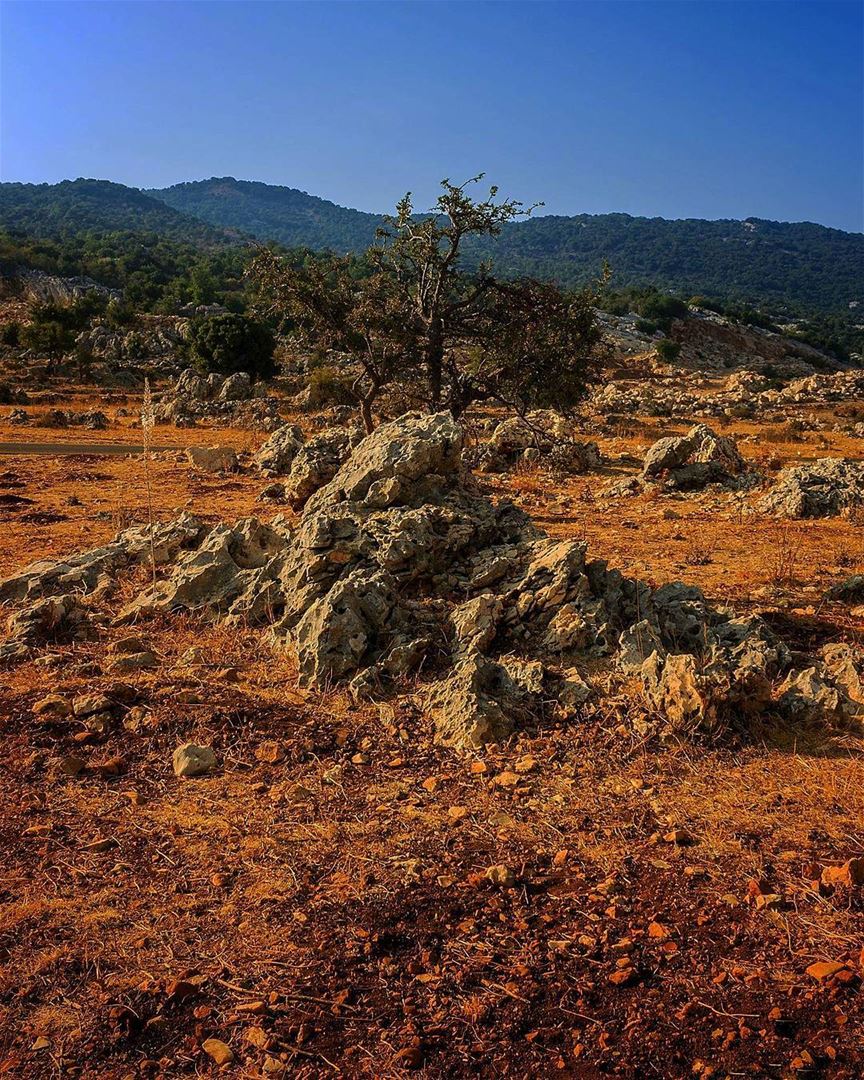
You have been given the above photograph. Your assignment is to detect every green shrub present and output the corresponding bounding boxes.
[635,318,657,336]
[188,313,276,382]
[655,338,681,363]
[0,321,20,347]
[307,364,355,408]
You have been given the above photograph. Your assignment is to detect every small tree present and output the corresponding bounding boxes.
[21,319,75,371]
[187,313,276,382]
[655,338,681,363]
[250,176,606,430]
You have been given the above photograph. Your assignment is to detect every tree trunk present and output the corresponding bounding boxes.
[359,393,375,434]
[426,318,444,409]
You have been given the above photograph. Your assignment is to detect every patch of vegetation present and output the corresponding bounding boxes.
[251,176,606,430]
[187,312,276,381]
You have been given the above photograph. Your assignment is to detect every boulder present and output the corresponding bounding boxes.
[172,743,217,778]
[216,372,253,402]
[253,424,305,474]
[758,459,864,518]
[642,424,747,489]
[185,445,238,473]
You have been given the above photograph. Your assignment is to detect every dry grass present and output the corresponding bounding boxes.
[1,385,864,1077]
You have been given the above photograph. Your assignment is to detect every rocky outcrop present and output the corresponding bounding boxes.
[642,424,748,491]
[281,427,365,508]
[757,459,864,519]
[0,594,92,663]
[0,514,205,603]
[155,369,283,431]
[252,423,306,475]
[3,413,860,747]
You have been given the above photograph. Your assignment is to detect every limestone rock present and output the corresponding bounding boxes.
[282,426,364,508]
[758,458,864,518]
[173,743,217,778]
[253,423,305,474]
[185,445,238,473]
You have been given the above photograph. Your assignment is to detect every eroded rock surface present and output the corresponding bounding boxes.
[758,459,864,519]
[2,412,860,747]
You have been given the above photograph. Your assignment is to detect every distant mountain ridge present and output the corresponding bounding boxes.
[1,176,862,315]
[149,178,864,314]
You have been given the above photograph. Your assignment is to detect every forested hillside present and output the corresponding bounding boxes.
[2,177,862,321]
[150,177,864,315]
[0,179,235,247]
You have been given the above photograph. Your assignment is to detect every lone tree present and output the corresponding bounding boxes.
[250,176,606,431]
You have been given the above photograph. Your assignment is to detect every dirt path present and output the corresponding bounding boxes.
[0,440,179,455]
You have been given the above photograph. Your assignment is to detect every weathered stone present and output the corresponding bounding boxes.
[185,445,238,473]
[173,743,217,778]
[253,423,305,474]
[758,458,864,519]
[642,424,747,490]
[282,426,363,508]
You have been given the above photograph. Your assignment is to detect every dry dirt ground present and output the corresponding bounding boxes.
[0,384,862,1079]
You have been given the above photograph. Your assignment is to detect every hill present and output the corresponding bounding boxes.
[150,177,379,252]
[150,177,864,315]
[1,177,862,318]
[0,178,236,248]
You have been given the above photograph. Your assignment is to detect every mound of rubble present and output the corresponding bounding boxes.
[3,414,862,746]
[468,412,601,475]
[589,367,864,426]
[154,369,284,430]
[42,408,109,429]
[603,424,753,498]
[758,458,864,519]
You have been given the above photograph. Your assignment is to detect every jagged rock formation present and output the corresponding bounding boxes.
[155,369,283,430]
[485,413,601,475]
[602,424,752,498]
[2,413,862,744]
[641,423,748,491]
[758,459,864,518]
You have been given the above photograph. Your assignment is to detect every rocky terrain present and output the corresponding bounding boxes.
[1,339,863,1078]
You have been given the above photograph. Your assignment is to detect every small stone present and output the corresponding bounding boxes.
[494,770,520,787]
[805,960,847,982]
[33,695,72,719]
[664,828,695,845]
[73,694,113,718]
[255,740,285,764]
[202,1037,234,1066]
[608,968,637,986]
[755,893,783,911]
[447,805,469,821]
[821,859,864,889]
[485,864,516,888]
[109,636,148,655]
[245,1026,270,1048]
[108,651,158,673]
[173,743,217,778]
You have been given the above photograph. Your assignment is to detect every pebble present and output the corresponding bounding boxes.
[202,1037,234,1066]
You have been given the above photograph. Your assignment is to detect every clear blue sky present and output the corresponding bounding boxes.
[1,0,862,230]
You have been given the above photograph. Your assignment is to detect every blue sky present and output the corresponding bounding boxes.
[1,1,862,230]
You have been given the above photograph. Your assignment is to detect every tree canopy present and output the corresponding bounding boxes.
[251,176,607,429]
